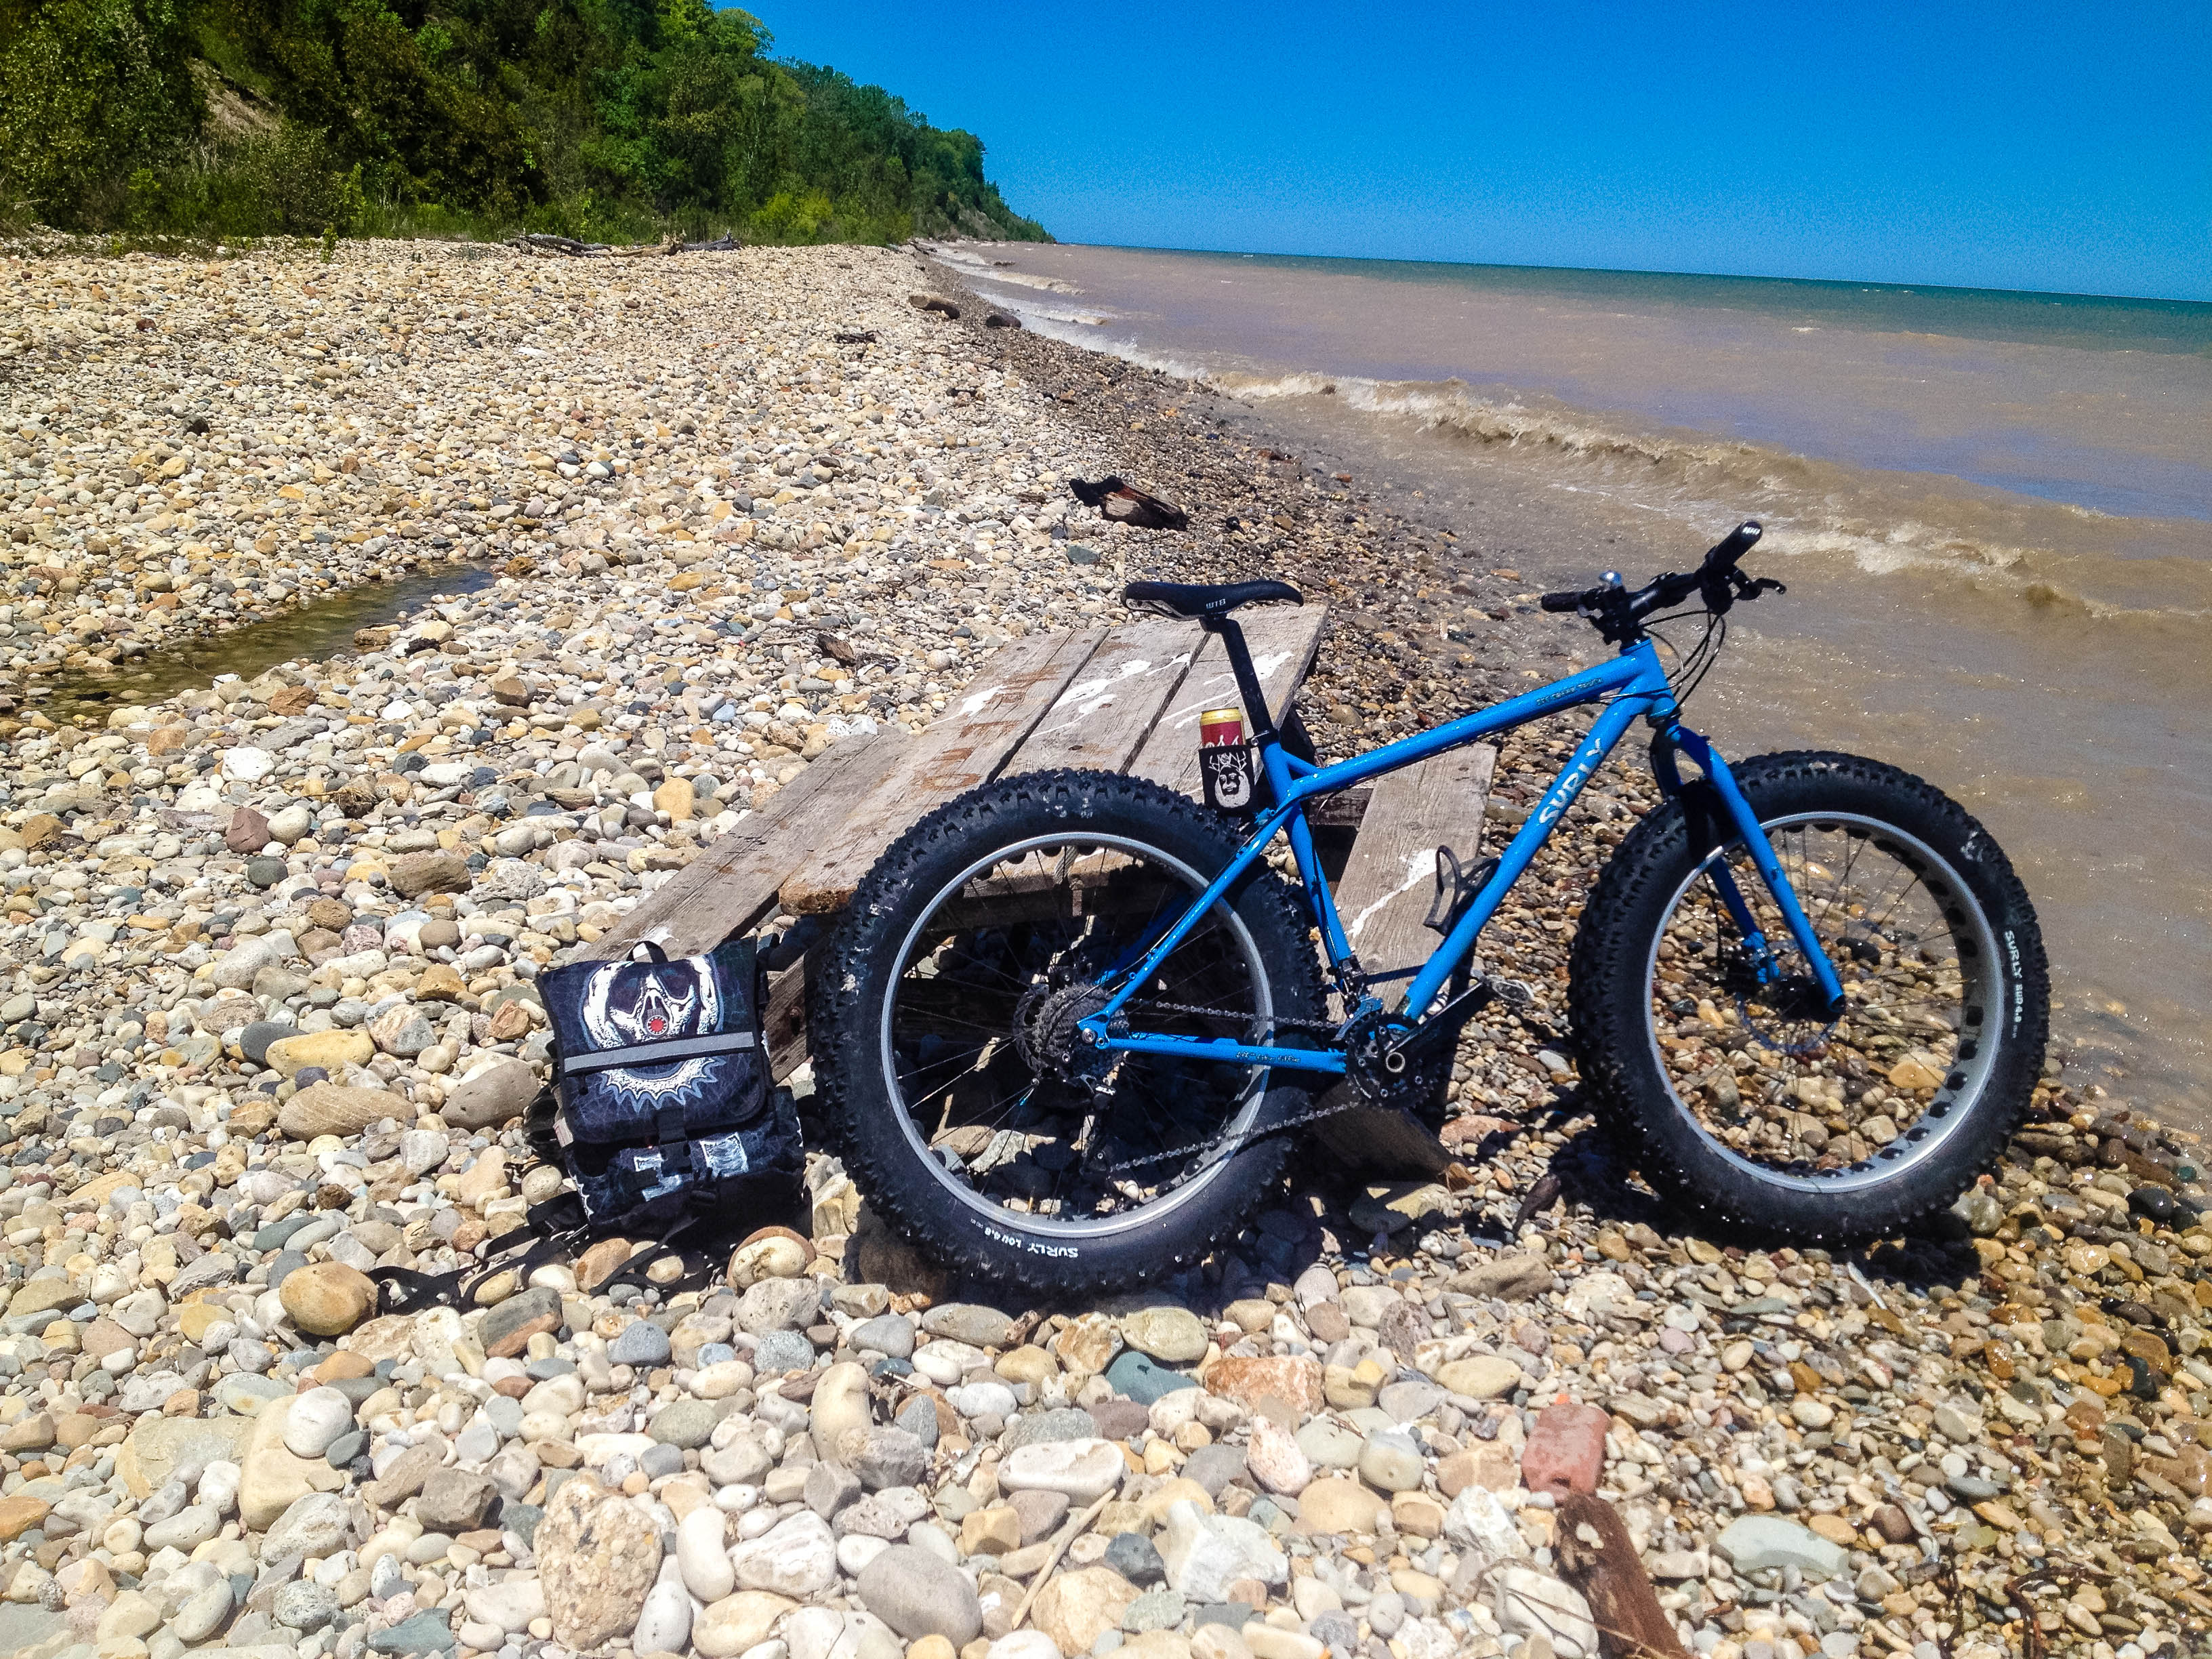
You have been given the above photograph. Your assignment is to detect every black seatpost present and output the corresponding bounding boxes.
[1204,614,1279,745]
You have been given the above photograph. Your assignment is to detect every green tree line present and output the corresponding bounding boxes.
[0,0,1048,244]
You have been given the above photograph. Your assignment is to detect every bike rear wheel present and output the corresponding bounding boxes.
[1571,750,2047,1240]
[810,769,1324,1296]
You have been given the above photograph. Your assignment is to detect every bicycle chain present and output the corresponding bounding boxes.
[1098,997,1365,1174]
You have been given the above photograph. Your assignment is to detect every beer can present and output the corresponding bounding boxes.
[1199,708,1245,747]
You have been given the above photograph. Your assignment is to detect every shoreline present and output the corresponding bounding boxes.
[0,241,2203,1659]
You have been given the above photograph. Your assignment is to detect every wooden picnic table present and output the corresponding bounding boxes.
[577,603,1496,1174]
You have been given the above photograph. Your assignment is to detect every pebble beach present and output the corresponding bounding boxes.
[0,237,2207,1659]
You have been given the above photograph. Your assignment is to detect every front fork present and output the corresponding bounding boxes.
[1650,724,1845,1012]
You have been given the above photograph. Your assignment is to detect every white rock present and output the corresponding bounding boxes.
[633,1561,693,1656]
[223,746,274,782]
[999,1438,1124,1504]
[1495,1567,1599,1659]
[678,1504,735,1601]
[911,1340,987,1387]
[836,1534,890,1576]
[1155,1500,1287,1601]
[731,1511,838,1597]
[465,1575,548,1635]
[1445,1486,1528,1561]
[284,1387,354,1459]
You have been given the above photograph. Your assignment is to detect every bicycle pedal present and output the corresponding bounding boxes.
[1423,846,1498,935]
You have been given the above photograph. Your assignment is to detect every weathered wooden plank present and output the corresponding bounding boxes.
[575,731,909,962]
[1328,743,1497,983]
[1126,605,1329,798]
[779,627,1110,914]
[1006,615,1204,775]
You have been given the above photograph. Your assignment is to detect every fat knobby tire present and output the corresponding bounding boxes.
[808,768,1326,1299]
[1569,750,2048,1242]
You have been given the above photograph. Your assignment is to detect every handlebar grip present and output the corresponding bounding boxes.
[1705,520,1763,571]
[1540,590,1586,613]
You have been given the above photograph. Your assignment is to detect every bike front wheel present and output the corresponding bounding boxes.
[1571,750,2047,1241]
[809,769,1325,1297]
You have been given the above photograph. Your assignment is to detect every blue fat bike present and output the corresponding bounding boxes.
[811,524,2049,1295]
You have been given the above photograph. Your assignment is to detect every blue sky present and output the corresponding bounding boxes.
[752,1,2211,302]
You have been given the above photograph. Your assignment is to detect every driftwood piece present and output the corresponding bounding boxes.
[1552,1492,1691,1659]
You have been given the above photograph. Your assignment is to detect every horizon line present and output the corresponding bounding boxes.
[979,237,2212,310]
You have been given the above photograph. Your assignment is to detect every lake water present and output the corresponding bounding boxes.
[939,242,2212,1124]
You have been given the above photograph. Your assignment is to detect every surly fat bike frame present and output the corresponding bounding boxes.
[1072,609,1847,1082]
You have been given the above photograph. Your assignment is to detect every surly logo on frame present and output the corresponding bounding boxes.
[581,957,722,1103]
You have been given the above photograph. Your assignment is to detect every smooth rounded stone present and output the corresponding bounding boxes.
[1104,1349,1188,1406]
[273,1578,340,1633]
[609,1318,673,1367]
[1293,1419,1361,1471]
[947,1381,1019,1420]
[849,1315,916,1359]
[731,1511,839,1597]
[325,1428,367,1469]
[651,1398,722,1450]
[1355,1431,1424,1494]
[366,1610,458,1656]
[1106,1532,1166,1587]
[442,1058,539,1130]
[1450,1254,1556,1301]
[238,1019,297,1066]
[1715,1515,1850,1578]
[283,1387,355,1459]
[1375,1379,1444,1424]
[727,1228,815,1290]
[1433,1355,1522,1401]
[1294,1479,1386,1536]
[838,1532,893,1577]
[1120,1307,1208,1365]
[464,1576,548,1636]
[144,1504,220,1551]
[279,1262,377,1336]
[810,1360,873,1467]
[634,1571,693,1655]
[276,1082,401,1141]
[752,1329,815,1374]
[1004,1407,1098,1450]
[641,1441,686,1479]
[855,1544,983,1644]
[1495,1567,1598,1659]
[536,1476,665,1648]
[1088,1399,1153,1441]
[1365,1591,1406,1639]
[919,1303,1015,1348]
[676,1504,739,1610]
[1001,1438,1126,1504]
[1244,1417,1311,1496]
[170,1579,234,1642]
[912,1339,989,1387]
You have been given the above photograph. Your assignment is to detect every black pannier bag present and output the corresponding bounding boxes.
[537,937,804,1227]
